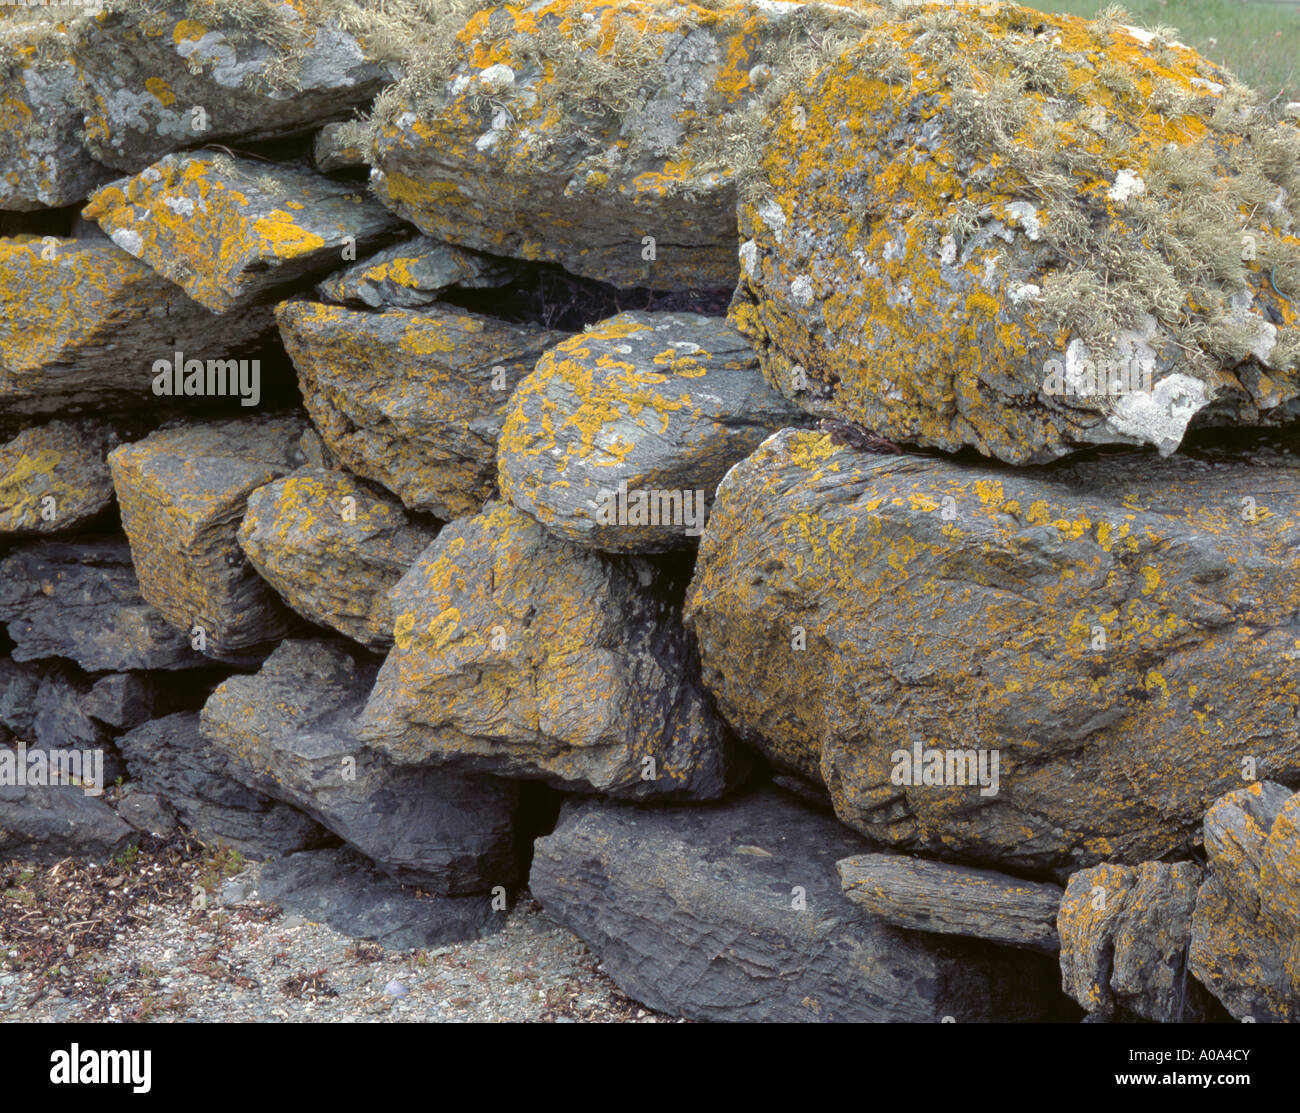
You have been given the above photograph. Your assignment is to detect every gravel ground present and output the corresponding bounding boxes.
[0,839,677,1023]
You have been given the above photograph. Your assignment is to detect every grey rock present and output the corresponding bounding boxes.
[499,311,808,551]
[70,3,396,172]
[1189,782,1300,1021]
[0,782,134,862]
[315,235,520,310]
[360,500,741,800]
[237,468,439,650]
[837,854,1063,952]
[277,299,563,519]
[0,539,206,671]
[109,415,308,661]
[116,711,327,861]
[1058,861,1211,1021]
[255,846,508,950]
[201,639,521,894]
[84,154,404,313]
[0,420,119,534]
[530,787,1074,1022]
[82,673,156,730]
[0,658,42,736]
[313,120,369,173]
[115,788,178,838]
[685,428,1300,873]
[0,237,276,423]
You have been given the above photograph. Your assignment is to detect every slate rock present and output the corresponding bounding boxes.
[837,853,1063,952]
[115,787,178,838]
[277,299,563,518]
[500,311,807,551]
[201,639,521,893]
[109,415,308,661]
[733,5,1300,462]
[0,420,119,535]
[0,237,276,422]
[116,711,328,860]
[685,428,1300,873]
[254,846,507,950]
[0,538,207,671]
[315,235,520,310]
[0,782,134,862]
[313,120,369,173]
[0,18,112,209]
[530,786,1073,1022]
[361,501,739,799]
[237,468,439,650]
[82,673,156,730]
[84,153,403,313]
[71,1,397,172]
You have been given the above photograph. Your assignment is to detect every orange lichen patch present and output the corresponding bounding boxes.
[733,1,1300,461]
[0,420,115,534]
[685,427,1300,871]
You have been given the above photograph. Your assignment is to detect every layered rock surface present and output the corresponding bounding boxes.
[0,420,120,534]
[238,468,438,650]
[109,416,308,660]
[686,429,1300,873]
[277,299,563,518]
[361,500,739,799]
[498,311,806,552]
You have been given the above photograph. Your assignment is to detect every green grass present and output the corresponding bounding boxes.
[1038,0,1299,100]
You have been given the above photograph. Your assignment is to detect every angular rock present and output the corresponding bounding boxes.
[685,428,1300,872]
[531,787,1073,1022]
[115,787,179,838]
[1058,860,1210,1021]
[0,659,41,738]
[0,782,135,863]
[499,311,807,551]
[370,0,849,288]
[315,235,519,310]
[84,153,403,313]
[237,468,438,650]
[0,19,112,209]
[277,300,562,518]
[0,538,206,671]
[254,847,507,950]
[1189,782,1300,1021]
[837,854,1063,952]
[71,1,397,172]
[361,501,739,799]
[116,712,328,860]
[109,415,308,660]
[733,5,1300,462]
[0,237,275,422]
[0,420,119,534]
[28,666,127,786]
[82,673,156,730]
[201,639,521,893]
[313,120,369,173]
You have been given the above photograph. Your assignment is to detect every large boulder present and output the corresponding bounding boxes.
[238,468,439,650]
[277,299,563,519]
[1058,860,1212,1021]
[0,237,275,422]
[201,639,522,894]
[685,428,1300,873]
[360,500,740,799]
[0,538,207,671]
[732,4,1300,462]
[116,711,329,860]
[1189,782,1300,1021]
[83,153,403,313]
[0,420,119,534]
[498,311,806,552]
[368,0,857,289]
[69,0,398,172]
[837,853,1063,953]
[0,17,112,209]
[109,415,308,661]
[530,787,1073,1022]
